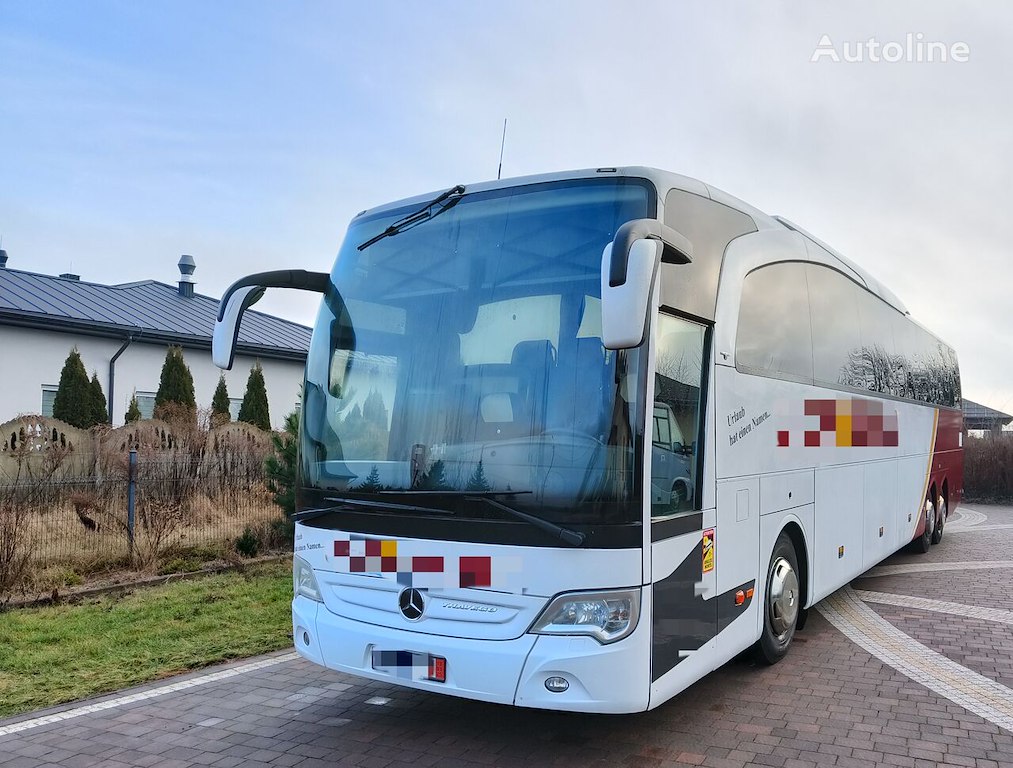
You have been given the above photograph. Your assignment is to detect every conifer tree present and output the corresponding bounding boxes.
[52,348,93,428]
[125,391,142,423]
[154,346,196,414]
[466,460,491,492]
[357,465,384,492]
[89,372,108,426]
[211,374,231,423]
[238,361,271,431]
[265,410,299,516]
[419,459,451,490]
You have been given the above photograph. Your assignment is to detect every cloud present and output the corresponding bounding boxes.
[1,0,1010,406]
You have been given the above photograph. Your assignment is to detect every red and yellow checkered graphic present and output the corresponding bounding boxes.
[777,397,899,448]
[332,535,500,589]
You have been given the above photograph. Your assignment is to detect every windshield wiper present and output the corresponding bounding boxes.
[293,495,456,523]
[357,184,466,251]
[380,489,586,547]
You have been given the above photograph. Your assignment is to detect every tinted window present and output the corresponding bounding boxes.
[923,332,961,408]
[653,314,706,516]
[806,264,959,408]
[806,264,862,388]
[662,189,757,321]
[736,262,813,382]
[303,178,653,529]
[853,285,899,396]
[741,261,958,409]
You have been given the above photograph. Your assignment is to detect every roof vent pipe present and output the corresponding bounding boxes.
[178,254,196,298]
[0,249,7,268]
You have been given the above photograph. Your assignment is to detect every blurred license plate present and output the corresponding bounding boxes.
[371,650,446,683]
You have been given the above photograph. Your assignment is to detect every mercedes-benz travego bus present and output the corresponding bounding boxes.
[213,167,962,713]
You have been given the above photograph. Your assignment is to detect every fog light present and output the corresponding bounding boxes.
[544,676,569,693]
[302,631,310,646]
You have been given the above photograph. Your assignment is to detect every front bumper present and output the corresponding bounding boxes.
[293,595,650,713]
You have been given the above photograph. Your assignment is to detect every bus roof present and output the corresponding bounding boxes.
[353,166,908,316]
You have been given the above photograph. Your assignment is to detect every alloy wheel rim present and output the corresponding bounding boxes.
[768,556,799,639]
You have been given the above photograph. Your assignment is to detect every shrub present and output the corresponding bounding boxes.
[89,372,108,426]
[157,544,227,575]
[235,526,261,558]
[238,362,271,431]
[125,391,142,423]
[52,348,94,428]
[155,346,196,416]
[211,374,231,424]
[264,517,294,550]
[265,410,298,516]
[0,436,72,600]
[963,433,1013,502]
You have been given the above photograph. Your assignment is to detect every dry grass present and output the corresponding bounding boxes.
[0,413,290,601]
[23,488,283,570]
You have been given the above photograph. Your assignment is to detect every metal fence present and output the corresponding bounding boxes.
[1,450,289,598]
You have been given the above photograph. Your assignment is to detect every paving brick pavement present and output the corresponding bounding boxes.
[868,603,1013,692]
[1,504,1012,768]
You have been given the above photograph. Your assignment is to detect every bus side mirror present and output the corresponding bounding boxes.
[600,219,693,350]
[213,269,330,369]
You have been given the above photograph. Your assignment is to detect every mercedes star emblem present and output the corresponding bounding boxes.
[398,587,425,621]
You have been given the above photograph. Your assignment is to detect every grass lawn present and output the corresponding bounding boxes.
[0,561,293,718]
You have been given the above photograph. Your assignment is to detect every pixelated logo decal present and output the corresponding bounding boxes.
[777,397,899,448]
[332,534,517,589]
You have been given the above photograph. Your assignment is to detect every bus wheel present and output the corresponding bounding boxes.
[754,533,800,665]
[914,497,934,553]
[931,494,946,545]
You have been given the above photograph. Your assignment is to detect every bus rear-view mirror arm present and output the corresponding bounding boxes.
[213,270,330,370]
[600,218,693,350]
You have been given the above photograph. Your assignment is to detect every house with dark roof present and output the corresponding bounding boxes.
[962,399,1013,434]
[0,250,311,428]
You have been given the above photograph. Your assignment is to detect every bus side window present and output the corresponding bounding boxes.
[735,262,814,384]
[806,264,862,390]
[652,314,706,516]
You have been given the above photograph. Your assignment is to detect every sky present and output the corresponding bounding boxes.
[1,1,1011,412]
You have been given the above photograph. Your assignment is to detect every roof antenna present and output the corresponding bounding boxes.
[497,118,508,180]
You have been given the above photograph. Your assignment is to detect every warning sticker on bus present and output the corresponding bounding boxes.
[702,528,715,574]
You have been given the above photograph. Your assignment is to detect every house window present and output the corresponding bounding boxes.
[136,391,157,420]
[41,385,58,417]
[229,398,243,421]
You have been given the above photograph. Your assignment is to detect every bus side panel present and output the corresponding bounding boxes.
[812,464,866,602]
[899,453,933,542]
[648,532,718,708]
[863,459,898,570]
[933,407,964,511]
[714,478,760,656]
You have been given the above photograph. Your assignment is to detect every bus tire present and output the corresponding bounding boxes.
[931,494,946,545]
[753,532,800,665]
[796,605,809,631]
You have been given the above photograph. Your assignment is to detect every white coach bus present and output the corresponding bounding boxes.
[214,167,963,713]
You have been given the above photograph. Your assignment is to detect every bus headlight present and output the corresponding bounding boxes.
[530,588,640,644]
[293,556,322,602]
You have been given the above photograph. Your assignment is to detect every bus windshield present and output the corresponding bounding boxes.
[301,178,654,527]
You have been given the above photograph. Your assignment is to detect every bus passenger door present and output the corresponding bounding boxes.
[649,312,718,700]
